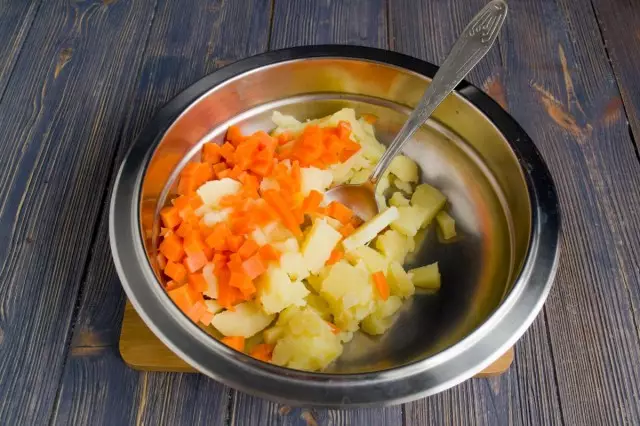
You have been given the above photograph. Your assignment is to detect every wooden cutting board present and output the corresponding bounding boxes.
[120,301,514,376]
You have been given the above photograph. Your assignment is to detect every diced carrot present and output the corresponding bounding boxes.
[199,310,214,326]
[159,233,184,262]
[372,271,389,300]
[258,244,281,262]
[226,125,245,146]
[183,232,204,256]
[226,234,245,252]
[181,162,201,178]
[168,284,203,313]
[234,138,260,170]
[327,201,353,224]
[216,169,231,179]
[338,223,355,237]
[237,239,259,259]
[188,273,208,292]
[250,343,274,362]
[172,195,190,210]
[242,254,266,279]
[160,206,181,228]
[262,190,302,237]
[229,271,255,298]
[156,253,168,270]
[165,280,182,291]
[160,227,171,237]
[336,120,352,139]
[328,322,341,334]
[326,249,344,266]
[186,300,207,322]
[184,251,208,273]
[221,336,245,352]
[203,143,222,163]
[205,223,232,251]
[249,159,272,176]
[212,162,228,176]
[164,261,187,282]
[177,175,197,195]
[302,190,324,213]
[219,142,236,164]
[277,132,293,145]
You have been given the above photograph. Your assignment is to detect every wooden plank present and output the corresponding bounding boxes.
[119,300,513,375]
[0,0,42,99]
[226,0,401,424]
[50,0,273,425]
[590,0,640,152]
[0,1,158,424]
[390,1,564,424]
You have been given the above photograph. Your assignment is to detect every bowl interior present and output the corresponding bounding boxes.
[139,57,531,373]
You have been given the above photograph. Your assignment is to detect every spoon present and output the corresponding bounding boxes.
[324,0,508,220]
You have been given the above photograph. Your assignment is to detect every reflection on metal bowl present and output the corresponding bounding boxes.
[110,45,559,407]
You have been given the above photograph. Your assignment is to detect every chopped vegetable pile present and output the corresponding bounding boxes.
[156,108,455,371]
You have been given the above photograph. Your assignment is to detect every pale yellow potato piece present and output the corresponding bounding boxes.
[361,296,403,335]
[342,206,399,252]
[436,211,457,240]
[410,263,441,290]
[280,252,310,281]
[390,206,424,237]
[393,179,414,195]
[388,155,419,182]
[211,302,275,338]
[411,183,447,228]
[301,218,342,273]
[202,263,218,299]
[389,192,410,207]
[387,261,415,298]
[346,245,389,275]
[197,178,241,207]
[257,266,310,314]
[375,229,410,263]
[300,167,333,195]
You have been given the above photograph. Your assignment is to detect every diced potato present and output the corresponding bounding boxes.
[300,167,333,195]
[263,325,284,344]
[202,263,218,299]
[280,252,310,281]
[387,261,415,298]
[250,227,269,246]
[389,192,410,207]
[361,296,403,335]
[410,263,441,290]
[376,174,390,195]
[272,237,299,253]
[346,246,389,275]
[389,155,419,182]
[393,179,414,195]
[211,302,275,338]
[342,206,399,252]
[321,261,375,331]
[195,204,213,217]
[204,300,223,315]
[390,206,424,237]
[272,111,303,130]
[349,169,371,185]
[375,229,410,263]
[257,266,310,314]
[259,177,280,192]
[436,211,457,240]
[203,208,231,227]
[306,294,332,321]
[301,218,342,273]
[197,178,241,207]
[411,183,447,227]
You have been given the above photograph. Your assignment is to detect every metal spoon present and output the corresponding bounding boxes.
[324,0,508,220]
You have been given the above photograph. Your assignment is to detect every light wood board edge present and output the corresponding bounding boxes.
[120,301,514,376]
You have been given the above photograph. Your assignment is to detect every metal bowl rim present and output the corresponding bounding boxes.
[109,45,560,406]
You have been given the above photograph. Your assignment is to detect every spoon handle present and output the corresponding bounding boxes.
[369,0,508,183]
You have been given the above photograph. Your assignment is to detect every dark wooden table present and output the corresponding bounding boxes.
[1,0,639,424]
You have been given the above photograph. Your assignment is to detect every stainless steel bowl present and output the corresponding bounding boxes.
[110,46,559,406]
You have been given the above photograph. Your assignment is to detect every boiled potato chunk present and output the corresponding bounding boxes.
[257,266,310,314]
[306,293,332,321]
[411,183,447,227]
[197,178,241,207]
[211,302,275,338]
[342,206,399,252]
[388,155,419,182]
[301,218,343,273]
[410,262,441,290]
[389,192,410,207]
[321,261,375,332]
[390,206,424,237]
[300,167,333,195]
[361,296,403,335]
[393,178,414,195]
[346,246,389,275]
[387,261,415,298]
[280,252,310,281]
[202,263,218,299]
[436,211,457,240]
[375,229,410,263]
[270,307,343,371]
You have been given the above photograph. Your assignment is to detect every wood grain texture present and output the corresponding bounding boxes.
[390,1,564,424]
[590,0,640,152]
[0,1,157,424]
[119,300,513,375]
[0,0,42,100]
[50,0,272,425]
